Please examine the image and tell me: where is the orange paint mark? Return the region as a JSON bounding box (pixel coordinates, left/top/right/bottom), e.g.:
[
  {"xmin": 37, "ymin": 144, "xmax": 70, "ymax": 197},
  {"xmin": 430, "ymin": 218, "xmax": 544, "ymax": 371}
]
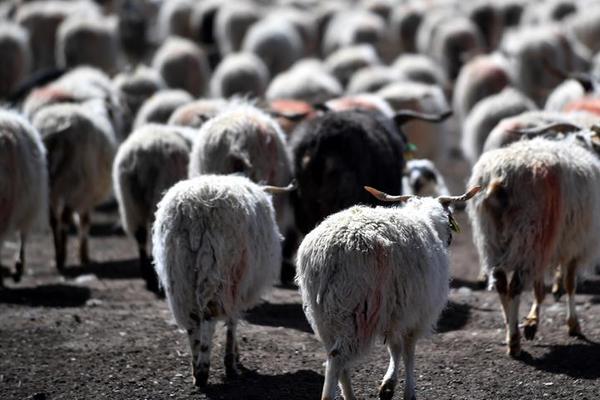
[
  {"xmin": 224, "ymin": 247, "xmax": 247, "ymax": 314},
  {"xmin": 564, "ymin": 96, "xmax": 600, "ymax": 116}
]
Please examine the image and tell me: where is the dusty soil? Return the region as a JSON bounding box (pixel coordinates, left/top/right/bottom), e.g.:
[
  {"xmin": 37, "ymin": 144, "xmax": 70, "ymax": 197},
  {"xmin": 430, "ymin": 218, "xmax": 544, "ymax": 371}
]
[{"xmin": 1, "ymin": 159, "xmax": 600, "ymax": 400}]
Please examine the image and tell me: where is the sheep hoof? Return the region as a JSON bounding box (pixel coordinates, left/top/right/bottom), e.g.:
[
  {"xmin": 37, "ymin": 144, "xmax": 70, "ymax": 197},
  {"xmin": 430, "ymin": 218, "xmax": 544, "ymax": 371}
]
[
  {"xmin": 568, "ymin": 319, "xmax": 582, "ymax": 337},
  {"xmin": 225, "ymin": 354, "xmax": 242, "ymax": 378},
  {"xmin": 523, "ymin": 319, "xmax": 537, "ymax": 340},
  {"xmin": 507, "ymin": 345, "xmax": 521, "ymax": 358},
  {"xmin": 551, "ymin": 285, "xmax": 563, "ymax": 302},
  {"xmin": 378, "ymin": 380, "xmax": 395, "ymax": 400},
  {"xmin": 13, "ymin": 262, "xmax": 23, "ymax": 283},
  {"xmin": 193, "ymin": 370, "xmax": 209, "ymax": 388}
]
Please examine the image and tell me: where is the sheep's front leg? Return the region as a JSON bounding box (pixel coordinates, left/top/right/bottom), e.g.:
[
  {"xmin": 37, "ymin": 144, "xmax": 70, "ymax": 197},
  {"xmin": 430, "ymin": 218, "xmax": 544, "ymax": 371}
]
[
  {"xmin": 565, "ymin": 260, "xmax": 582, "ymax": 337},
  {"xmin": 401, "ymin": 332, "xmax": 417, "ymax": 400},
  {"xmin": 523, "ymin": 278, "xmax": 545, "ymax": 340},
  {"xmin": 494, "ymin": 270, "xmax": 522, "ymax": 357},
  {"xmin": 187, "ymin": 315, "xmax": 216, "ymax": 388},
  {"xmin": 13, "ymin": 233, "xmax": 26, "ymax": 283},
  {"xmin": 225, "ymin": 318, "xmax": 241, "ymax": 378},
  {"xmin": 78, "ymin": 211, "xmax": 91, "ymax": 265},
  {"xmin": 551, "ymin": 265, "xmax": 564, "ymax": 301},
  {"xmin": 321, "ymin": 353, "xmax": 344, "ymax": 400},
  {"xmin": 379, "ymin": 337, "xmax": 402, "ymax": 400}
]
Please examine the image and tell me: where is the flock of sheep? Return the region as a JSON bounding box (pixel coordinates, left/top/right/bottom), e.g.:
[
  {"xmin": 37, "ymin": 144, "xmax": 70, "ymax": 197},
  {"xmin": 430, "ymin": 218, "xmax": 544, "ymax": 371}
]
[{"xmin": 2, "ymin": 0, "xmax": 600, "ymax": 399}]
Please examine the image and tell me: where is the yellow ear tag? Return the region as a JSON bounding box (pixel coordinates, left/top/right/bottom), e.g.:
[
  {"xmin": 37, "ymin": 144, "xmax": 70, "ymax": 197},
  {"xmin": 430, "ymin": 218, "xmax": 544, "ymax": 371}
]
[
  {"xmin": 404, "ymin": 143, "xmax": 417, "ymax": 160},
  {"xmin": 449, "ymin": 214, "xmax": 461, "ymax": 233}
]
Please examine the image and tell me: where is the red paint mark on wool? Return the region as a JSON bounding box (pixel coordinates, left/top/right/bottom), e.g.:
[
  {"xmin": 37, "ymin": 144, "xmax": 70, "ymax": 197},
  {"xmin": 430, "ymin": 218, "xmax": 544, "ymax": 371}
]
[
  {"xmin": 225, "ymin": 247, "xmax": 247, "ymax": 314},
  {"xmin": 532, "ymin": 164, "xmax": 562, "ymax": 275},
  {"xmin": 564, "ymin": 96, "xmax": 600, "ymax": 116},
  {"xmin": 354, "ymin": 243, "xmax": 388, "ymax": 343}
]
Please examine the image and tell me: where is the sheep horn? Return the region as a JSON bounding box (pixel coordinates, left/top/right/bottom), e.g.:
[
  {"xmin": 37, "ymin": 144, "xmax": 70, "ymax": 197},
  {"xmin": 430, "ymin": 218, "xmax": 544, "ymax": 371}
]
[
  {"xmin": 364, "ymin": 186, "xmax": 413, "ymax": 202},
  {"xmin": 267, "ymin": 110, "xmax": 310, "ymax": 122},
  {"xmin": 393, "ymin": 109, "xmax": 453, "ymax": 126},
  {"xmin": 437, "ymin": 186, "xmax": 482, "ymax": 206},
  {"xmin": 262, "ymin": 180, "xmax": 297, "ymax": 194},
  {"xmin": 509, "ymin": 122, "xmax": 582, "ymax": 138}
]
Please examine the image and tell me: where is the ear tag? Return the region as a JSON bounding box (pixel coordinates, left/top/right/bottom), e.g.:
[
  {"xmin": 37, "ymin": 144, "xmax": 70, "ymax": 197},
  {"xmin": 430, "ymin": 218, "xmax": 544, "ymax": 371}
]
[
  {"xmin": 404, "ymin": 143, "xmax": 417, "ymax": 160},
  {"xmin": 449, "ymin": 214, "xmax": 461, "ymax": 233}
]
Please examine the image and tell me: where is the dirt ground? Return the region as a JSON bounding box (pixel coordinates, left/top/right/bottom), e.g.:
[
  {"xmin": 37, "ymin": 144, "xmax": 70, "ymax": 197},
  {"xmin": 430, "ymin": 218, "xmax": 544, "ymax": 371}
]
[{"xmin": 1, "ymin": 158, "xmax": 600, "ymax": 400}]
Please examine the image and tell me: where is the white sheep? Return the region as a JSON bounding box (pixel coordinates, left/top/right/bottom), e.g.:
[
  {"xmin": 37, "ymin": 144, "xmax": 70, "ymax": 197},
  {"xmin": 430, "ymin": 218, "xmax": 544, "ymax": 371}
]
[
  {"xmin": 467, "ymin": 137, "xmax": 600, "ymax": 356},
  {"xmin": 324, "ymin": 44, "xmax": 381, "ymax": 88},
  {"xmin": 402, "ymin": 159, "xmax": 450, "ymax": 198},
  {"xmin": 167, "ymin": 98, "xmax": 228, "ymax": 129},
  {"xmin": 392, "ymin": 54, "xmax": 446, "ymax": 88},
  {"xmin": 321, "ymin": 10, "xmax": 387, "ymax": 57},
  {"xmin": 461, "ymin": 87, "xmax": 537, "ymax": 165},
  {"xmin": 0, "ymin": 23, "xmax": 31, "ymax": 98},
  {"xmin": 56, "ymin": 14, "xmax": 121, "ymax": 76},
  {"xmin": 242, "ymin": 16, "xmax": 303, "ymax": 77},
  {"xmin": 157, "ymin": 0, "xmax": 194, "ymax": 40},
  {"xmin": 214, "ymin": 1, "xmax": 261, "ymax": 56},
  {"xmin": 152, "ymin": 174, "xmax": 285, "ymax": 386},
  {"xmin": 133, "ymin": 89, "xmax": 193, "ymax": 130},
  {"xmin": 0, "ymin": 109, "xmax": 47, "ymax": 285},
  {"xmin": 152, "ymin": 37, "xmax": 211, "ymax": 97},
  {"xmin": 296, "ymin": 185, "xmax": 480, "ymax": 400},
  {"xmin": 346, "ymin": 65, "xmax": 398, "ymax": 95},
  {"xmin": 210, "ymin": 52, "xmax": 270, "ymax": 99},
  {"xmin": 266, "ymin": 59, "xmax": 343, "ymax": 103},
  {"xmin": 113, "ymin": 123, "xmax": 193, "ymax": 292},
  {"xmin": 32, "ymin": 102, "xmax": 117, "ymax": 271}
]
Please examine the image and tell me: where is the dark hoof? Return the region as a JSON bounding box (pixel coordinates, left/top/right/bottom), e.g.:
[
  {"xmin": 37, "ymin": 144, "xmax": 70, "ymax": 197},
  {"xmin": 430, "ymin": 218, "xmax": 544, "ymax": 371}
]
[
  {"xmin": 12, "ymin": 263, "xmax": 23, "ymax": 283},
  {"xmin": 378, "ymin": 380, "xmax": 395, "ymax": 400},
  {"xmin": 552, "ymin": 287, "xmax": 564, "ymax": 302},
  {"xmin": 225, "ymin": 354, "xmax": 242, "ymax": 379},
  {"xmin": 193, "ymin": 370, "xmax": 209, "ymax": 388},
  {"xmin": 523, "ymin": 321, "xmax": 537, "ymax": 341},
  {"xmin": 280, "ymin": 260, "xmax": 296, "ymax": 287}
]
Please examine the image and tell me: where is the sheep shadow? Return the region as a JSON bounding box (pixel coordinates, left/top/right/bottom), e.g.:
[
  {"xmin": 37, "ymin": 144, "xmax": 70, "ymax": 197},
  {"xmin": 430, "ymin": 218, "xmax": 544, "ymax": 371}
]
[
  {"xmin": 0, "ymin": 283, "xmax": 91, "ymax": 307},
  {"xmin": 61, "ymin": 258, "xmax": 141, "ymax": 280},
  {"xmin": 521, "ymin": 339, "xmax": 600, "ymax": 379},
  {"xmin": 436, "ymin": 301, "xmax": 471, "ymax": 333},
  {"xmin": 244, "ymin": 300, "xmax": 313, "ymax": 334},
  {"xmin": 203, "ymin": 369, "xmax": 323, "ymax": 400},
  {"xmin": 450, "ymin": 277, "xmax": 486, "ymax": 291}
]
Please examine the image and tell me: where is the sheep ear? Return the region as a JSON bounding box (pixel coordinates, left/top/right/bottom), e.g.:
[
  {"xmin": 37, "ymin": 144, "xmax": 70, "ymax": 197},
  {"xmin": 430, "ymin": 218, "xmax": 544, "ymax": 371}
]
[
  {"xmin": 509, "ymin": 122, "xmax": 582, "ymax": 138},
  {"xmin": 393, "ymin": 109, "xmax": 452, "ymax": 126},
  {"xmin": 262, "ymin": 180, "xmax": 297, "ymax": 194},
  {"xmin": 437, "ymin": 186, "xmax": 481, "ymax": 206},
  {"xmin": 364, "ymin": 186, "xmax": 413, "ymax": 202}
]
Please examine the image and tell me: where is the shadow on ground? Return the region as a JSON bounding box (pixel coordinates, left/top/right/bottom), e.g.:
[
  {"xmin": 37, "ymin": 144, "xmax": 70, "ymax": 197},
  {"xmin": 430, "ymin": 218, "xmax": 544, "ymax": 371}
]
[
  {"xmin": 245, "ymin": 300, "xmax": 313, "ymax": 334},
  {"xmin": 523, "ymin": 339, "xmax": 600, "ymax": 379},
  {"xmin": 61, "ymin": 258, "xmax": 141, "ymax": 280},
  {"xmin": 204, "ymin": 369, "xmax": 322, "ymax": 400},
  {"xmin": 0, "ymin": 284, "xmax": 91, "ymax": 307},
  {"xmin": 437, "ymin": 301, "xmax": 471, "ymax": 333}
]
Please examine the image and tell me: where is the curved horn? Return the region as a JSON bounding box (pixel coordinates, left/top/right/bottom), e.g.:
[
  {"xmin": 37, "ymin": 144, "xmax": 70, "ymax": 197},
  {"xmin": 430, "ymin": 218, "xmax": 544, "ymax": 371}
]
[
  {"xmin": 262, "ymin": 180, "xmax": 297, "ymax": 194},
  {"xmin": 364, "ymin": 186, "xmax": 414, "ymax": 202},
  {"xmin": 509, "ymin": 122, "xmax": 582, "ymax": 138},
  {"xmin": 393, "ymin": 109, "xmax": 453, "ymax": 126},
  {"xmin": 267, "ymin": 109, "xmax": 310, "ymax": 122},
  {"xmin": 437, "ymin": 186, "xmax": 482, "ymax": 206}
]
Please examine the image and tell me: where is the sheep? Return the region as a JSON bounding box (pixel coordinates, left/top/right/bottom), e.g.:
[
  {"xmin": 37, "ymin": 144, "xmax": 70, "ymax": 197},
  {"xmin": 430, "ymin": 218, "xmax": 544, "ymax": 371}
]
[
  {"xmin": 272, "ymin": 7, "xmax": 319, "ymax": 57},
  {"xmin": 321, "ymin": 10, "xmax": 387, "ymax": 57},
  {"xmin": 0, "ymin": 23, "xmax": 31, "ymax": 99},
  {"xmin": 377, "ymin": 81, "xmax": 452, "ymax": 163},
  {"xmin": 322, "ymin": 93, "xmax": 395, "ymax": 118},
  {"xmin": 324, "ymin": 44, "xmax": 381, "ymax": 88},
  {"xmin": 266, "ymin": 59, "xmax": 343, "ymax": 103},
  {"xmin": 113, "ymin": 65, "xmax": 166, "ymax": 135},
  {"xmin": 402, "ymin": 159, "xmax": 450, "ymax": 198},
  {"xmin": 296, "ymin": 185, "xmax": 480, "ymax": 400},
  {"xmin": 133, "ymin": 89, "xmax": 193, "ymax": 130},
  {"xmin": 467, "ymin": 137, "xmax": 600, "ymax": 356},
  {"xmin": 152, "ymin": 174, "xmax": 285, "ymax": 386},
  {"xmin": 116, "ymin": 0, "xmax": 155, "ymax": 62},
  {"xmin": 346, "ymin": 65, "xmax": 398, "ymax": 95},
  {"xmin": 520, "ymin": 0, "xmax": 578, "ymax": 26},
  {"xmin": 389, "ymin": 3, "xmax": 424, "ymax": 54},
  {"xmin": 214, "ymin": 1, "xmax": 261, "ymax": 56},
  {"xmin": 266, "ymin": 99, "xmax": 319, "ymax": 136},
  {"xmin": 289, "ymin": 108, "xmax": 451, "ymax": 235},
  {"xmin": 15, "ymin": 0, "xmax": 99, "ymax": 72},
  {"xmin": 568, "ymin": 8, "xmax": 600, "ymax": 54},
  {"xmin": 467, "ymin": 1, "xmax": 504, "ymax": 52},
  {"xmin": 0, "ymin": 109, "xmax": 48, "ymax": 285},
  {"xmin": 462, "ymin": 88, "xmax": 537, "ymax": 165},
  {"xmin": 500, "ymin": 26, "xmax": 590, "ymax": 107},
  {"xmin": 56, "ymin": 14, "xmax": 121, "ymax": 76},
  {"xmin": 499, "ymin": 0, "xmax": 526, "ymax": 27},
  {"xmin": 113, "ymin": 123, "xmax": 193, "ymax": 292},
  {"xmin": 189, "ymin": 0, "xmax": 222, "ymax": 67},
  {"xmin": 392, "ymin": 54, "xmax": 446, "ymax": 88},
  {"xmin": 242, "ymin": 17, "xmax": 303, "ymax": 77},
  {"xmin": 152, "ymin": 37, "xmax": 211, "ymax": 97},
  {"xmin": 210, "ymin": 52, "xmax": 270, "ymax": 99},
  {"xmin": 545, "ymin": 76, "xmax": 593, "ymax": 112},
  {"xmin": 168, "ymin": 98, "xmax": 227, "ymax": 129},
  {"xmin": 452, "ymin": 54, "xmax": 512, "ymax": 127},
  {"xmin": 23, "ymin": 66, "xmax": 126, "ymax": 141},
  {"xmin": 32, "ymin": 102, "xmax": 117, "ymax": 271},
  {"xmin": 157, "ymin": 0, "xmax": 194, "ymax": 40}
]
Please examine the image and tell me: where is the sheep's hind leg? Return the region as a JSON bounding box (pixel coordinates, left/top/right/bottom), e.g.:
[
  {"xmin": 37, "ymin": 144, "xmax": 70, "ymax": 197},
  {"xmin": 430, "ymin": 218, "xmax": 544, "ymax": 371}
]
[
  {"xmin": 551, "ymin": 265, "xmax": 564, "ymax": 302},
  {"xmin": 50, "ymin": 207, "xmax": 66, "ymax": 271},
  {"xmin": 13, "ymin": 233, "xmax": 26, "ymax": 283},
  {"xmin": 402, "ymin": 332, "xmax": 417, "ymax": 400},
  {"xmin": 339, "ymin": 368, "xmax": 356, "ymax": 400},
  {"xmin": 78, "ymin": 211, "xmax": 91, "ymax": 266},
  {"xmin": 565, "ymin": 260, "xmax": 582, "ymax": 337},
  {"xmin": 225, "ymin": 318, "xmax": 241, "ymax": 378},
  {"xmin": 135, "ymin": 226, "xmax": 159, "ymax": 293},
  {"xmin": 523, "ymin": 279, "xmax": 545, "ymax": 340},
  {"xmin": 494, "ymin": 270, "xmax": 522, "ymax": 357},
  {"xmin": 321, "ymin": 352, "xmax": 344, "ymax": 400},
  {"xmin": 188, "ymin": 314, "xmax": 216, "ymax": 388},
  {"xmin": 379, "ymin": 336, "xmax": 402, "ymax": 400}
]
